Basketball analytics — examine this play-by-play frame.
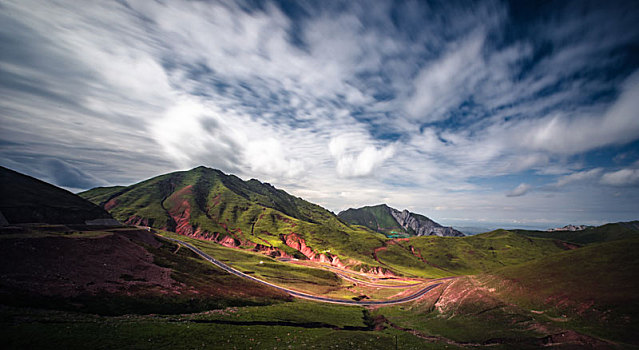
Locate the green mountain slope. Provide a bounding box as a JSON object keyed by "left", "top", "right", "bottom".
{"left": 374, "top": 229, "right": 568, "bottom": 278}
{"left": 81, "top": 167, "right": 574, "bottom": 278}
{"left": 0, "top": 166, "right": 114, "bottom": 224}
{"left": 80, "top": 166, "right": 387, "bottom": 271}
{"left": 338, "top": 204, "right": 405, "bottom": 235}
{"left": 512, "top": 221, "right": 639, "bottom": 245}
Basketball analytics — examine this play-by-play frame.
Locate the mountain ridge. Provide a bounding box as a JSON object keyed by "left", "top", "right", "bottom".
{"left": 80, "top": 166, "right": 390, "bottom": 274}
{"left": 338, "top": 203, "right": 464, "bottom": 237}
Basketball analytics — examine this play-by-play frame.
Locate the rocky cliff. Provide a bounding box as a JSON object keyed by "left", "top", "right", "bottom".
{"left": 389, "top": 208, "right": 464, "bottom": 237}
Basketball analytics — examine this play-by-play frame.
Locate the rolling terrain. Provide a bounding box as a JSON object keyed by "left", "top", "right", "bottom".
{"left": 1, "top": 166, "right": 638, "bottom": 349}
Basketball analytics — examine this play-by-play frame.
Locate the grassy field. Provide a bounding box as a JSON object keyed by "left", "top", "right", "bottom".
{"left": 0, "top": 302, "right": 458, "bottom": 350}
{"left": 370, "top": 236, "right": 639, "bottom": 348}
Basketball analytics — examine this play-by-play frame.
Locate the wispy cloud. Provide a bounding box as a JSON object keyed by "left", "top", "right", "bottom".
{"left": 601, "top": 168, "right": 639, "bottom": 186}
{"left": 554, "top": 168, "right": 603, "bottom": 187}
{"left": 506, "top": 183, "right": 531, "bottom": 197}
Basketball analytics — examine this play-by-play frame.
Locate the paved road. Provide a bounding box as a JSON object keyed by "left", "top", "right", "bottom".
{"left": 164, "top": 236, "right": 444, "bottom": 306}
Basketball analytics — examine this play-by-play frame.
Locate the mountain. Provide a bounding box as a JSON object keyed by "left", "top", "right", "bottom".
{"left": 0, "top": 166, "right": 116, "bottom": 225}
{"left": 546, "top": 224, "right": 591, "bottom": 232}
{"left": 338, "top": 204, "right": 464, "bottom": 237}
{"left": 80, "top": 166, "right": 388, "bottom": 272}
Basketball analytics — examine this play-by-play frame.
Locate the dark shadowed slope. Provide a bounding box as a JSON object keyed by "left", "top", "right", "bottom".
{"left": 0, "top": 166, "right": 114, "bottom": 224}
{"left": 0, "top": 227, "right": 289, "bottom": 315}
{"left": 338, "top": 204, "right": 463, "bottom": 237}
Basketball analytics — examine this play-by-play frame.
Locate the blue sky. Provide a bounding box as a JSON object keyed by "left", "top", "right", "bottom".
{"left": 1, "top": 0, "right": 638, "bottom": 230}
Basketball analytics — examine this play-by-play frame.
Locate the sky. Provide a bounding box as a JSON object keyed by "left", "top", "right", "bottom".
{"left": 1, "top": 0, "right": 639, "bottom": 230}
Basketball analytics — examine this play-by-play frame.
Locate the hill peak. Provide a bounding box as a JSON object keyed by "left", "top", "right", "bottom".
{"left": 338, "top": 204, "right": 463, "bottom": 237}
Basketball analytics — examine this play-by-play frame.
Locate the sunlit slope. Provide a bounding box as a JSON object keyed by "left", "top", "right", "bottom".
{"left": 338, "top": 204, "right": 408, "bottom": 235}
{"left": 80, "top": 166, "right": 387, "bottom": 269}
{"left": 375, "top": 230, "right": 567, "bottom": 278}
{"left": 512, "top": 221, "right": 639, "bottom": 245}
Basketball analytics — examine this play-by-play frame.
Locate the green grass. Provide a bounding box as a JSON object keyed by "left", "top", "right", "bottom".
{"left": 512, "top": 221, "right": 639, "bottom": 245}
{"left": 376, "top": 230, "right": 566, "bottom": 278}
{"left": 157, "top": 231, "right": 349, "bottom": 295}
{"left": 373, "top": 302, "right": 541, "bottom": 345}
{"left": 0, "top": 303, "right": 458, "bottom": 350}
{"left": 484, "top": 237, "right": 639, "bottom": 344}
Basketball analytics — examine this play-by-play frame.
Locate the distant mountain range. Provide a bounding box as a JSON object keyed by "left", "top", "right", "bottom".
{"left": 338, "top": 204, "right": 464, "bottom": 237}
{"left": 546, "top": 224, "right": 591, "bottom": 232}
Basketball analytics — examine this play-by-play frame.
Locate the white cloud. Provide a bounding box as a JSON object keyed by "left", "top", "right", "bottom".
{"left": 518, "top": 70, "right": 639, "bottom": 155}
{"left": 601, "top": 168, "right": 639, "bottom": 186}
{"left": 406, "top": 34, "right": 485, "bottom": 121}
{"left": 506, "top": 183, "right": 531, "bottom": 197}
{"left": 555, "top": 168, "right": 603, "bottom": 187}
{"left": 329, "top": 134, "right": 395, "bottom": 178}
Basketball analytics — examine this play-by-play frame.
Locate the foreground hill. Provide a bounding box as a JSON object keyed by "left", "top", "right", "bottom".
{"left": 374, "top": 236, "right": 639, "bottom": 348}
{"left": 338, "top": 204, "right": 463, "bottom": 237}
{"left": 0, "top": 226, "right": 288, "bottom": 315}
{"left": 0, "top": 166, "right": 115, "bottom": 225}
{"left": 80, "top": 166, "right": 388, "bottom": 272}
{"left": 0, "top": 168, "right": 288, "bottom": 315}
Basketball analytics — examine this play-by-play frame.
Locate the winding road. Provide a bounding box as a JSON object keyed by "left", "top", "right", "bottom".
{"left": 164, "top": 236, "right": 445, "bottom": 306}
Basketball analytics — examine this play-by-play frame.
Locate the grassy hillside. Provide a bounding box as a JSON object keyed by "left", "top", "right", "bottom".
{"left": 0, "top": 166, "right": 113, "bottom": 224}
{"left": 371, "top": 237, "right": 639, "bottom": 347}
{"left": 375, "top": 229, "right": 567, "bottom": 278}
{"left": 81, "top": 169, "right": 577, "bottom": 279}
{"left": 488, "top": 237, "right": 639, "bottom": 343}
{"left": 513, "top": 221, "right": 639, "bottom": 245}
{"left": 80, "top": 166, "right": 388, "bottom": 270}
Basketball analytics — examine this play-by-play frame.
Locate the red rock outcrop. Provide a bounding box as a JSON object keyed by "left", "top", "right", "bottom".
{"left": 282, "top": 233, "right": 345, "bottom": 268}
{"left": 104, "top": 198, "right": 119, "bottom": 211}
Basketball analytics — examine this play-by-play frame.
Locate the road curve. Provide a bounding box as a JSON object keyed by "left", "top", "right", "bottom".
{"left": 163, "top": 236, "right": 443, "bottom": 306}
